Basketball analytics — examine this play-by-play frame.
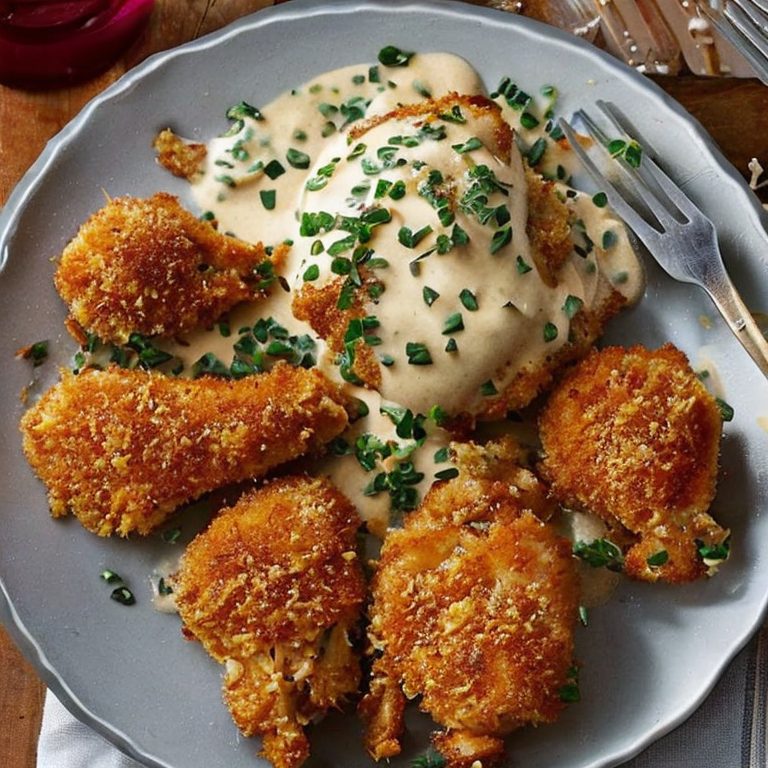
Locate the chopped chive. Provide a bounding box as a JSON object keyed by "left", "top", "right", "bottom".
{"left": 423, "top": 286, "right": 440, "bottom": 306}
{"left": 490, "top": 226, "right": 512, "bottom": 254}
{"left": 716, "top": 397, "right": 734, "bottom": 422}
{"left": 480, "top": 379, "right": 498, "bottom": 396}
{"left": 110, "top": 586, "right": 136, "bottom": 606}
{"left": 100, "top": 569, "right": 122, "bottom": 584}
{"left": 543, "top": 322, "right": 559, "bottom": 342}
{"left": 406, "top": 342, "right": 433, "bottom": 365}
{"left": 562, "top": 295, "right": 584, "bottom": 319}
{"left": 378, "top": 45, "right": 415, "bottom": 67}
{"left": 646, "top": 550, "right": 669, "bottom": 567}
{"left": 451, "top": 137, "right": 484, "bottom": 154}
{"left": 259, "top": 189, "right": 276, "bottom": 210}
{"left": 442, "top": 312, "right": 464, "bottom": 334}
{"left": 602, "top": 230, "right": 618, "bottom": 250}
{"left": 303, "top": 264, "right": 320, "bottom": 281}
{"left": 264, "top": 159, "right": 286, "bottom": 179}
{"left": 459, "top": 288, "right": 478, "bottom": 311}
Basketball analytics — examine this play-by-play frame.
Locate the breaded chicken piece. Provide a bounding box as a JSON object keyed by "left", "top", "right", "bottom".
{"left": 20, "top": 363, "right": 350, "bottom": 536}
{"left": 360, "top": 438, "right": 579, "bottom": 767}
{"left": 54, "top": 192, "right": 288, "bottom": 345}
{"left": 153, "top": 128, "right": 207, "bottom": 180}
{"left": 172, "top": 475, "right": 366, "bottom": 768}
{"left": 538, "top": 343, "right": 728, "bottom": 583}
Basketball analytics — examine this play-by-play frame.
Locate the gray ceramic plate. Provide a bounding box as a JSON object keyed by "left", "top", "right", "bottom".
{"left": 2, "top": 1, "right": 768, "bottom": 767}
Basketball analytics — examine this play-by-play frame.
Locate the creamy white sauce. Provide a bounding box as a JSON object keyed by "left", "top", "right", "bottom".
{"left": 170, "top": 51, "right": 643, "bottom": 533}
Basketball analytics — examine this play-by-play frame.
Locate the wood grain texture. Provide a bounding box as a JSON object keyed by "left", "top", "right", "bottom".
{"left": 1, "top": 3, "right": 767, "bottom": 768}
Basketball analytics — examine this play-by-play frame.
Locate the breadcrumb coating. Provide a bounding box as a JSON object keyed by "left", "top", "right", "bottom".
{"left": 54, "top": 192, "right": 287, "bottom": 344}
{"left": 360, "top": 438, "right": 579, "bottom": 767}
{"left": 153, "top": 128, "right": 207, "bottom": 180}
{"left": 538, "top": 343, "right": 728, "bottom": 583}
{"left": 172, "top": 475, "right": 366, "bottom": 768}
{"left": 20, "top": 363, "right": 350, "bottom": 536}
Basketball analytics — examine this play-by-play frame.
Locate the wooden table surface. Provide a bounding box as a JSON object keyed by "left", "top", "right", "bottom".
{"left": 3, "top": 3, "right": 768, "bottom": 767}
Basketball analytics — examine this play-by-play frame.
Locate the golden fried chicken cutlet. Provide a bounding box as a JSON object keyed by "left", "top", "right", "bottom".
{"left": 292, "top": 92, "right": 638, "bottom": 420}
{"left": 20, "top": 363, "right": 350, "bottom": 537}
{"left": 360, "top": 438, "right": 579, "bottom": 767}
{"left": 172, "top": 475, "right": 366, "bottom": 768}
{"left": 54, "top": 192, "right": 287, "bottom": 345}
{"left": 538, "top": 343, "right": 729, "bottom": 583}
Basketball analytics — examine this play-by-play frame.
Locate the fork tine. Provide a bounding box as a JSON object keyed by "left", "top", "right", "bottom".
{"left": 702, "top": 1, "right": 768, "bottom": 86}
{"left": 596, "top": 100, "right": 702, "bottom": 222}
{"left": 561, "top": 102, "right": 768, "bottom": 381}
{"left": 565, "top": 107, "right": 681, "bottom": 236}
{"left": 557, "top": 115, "right": 656, "bottom": 240}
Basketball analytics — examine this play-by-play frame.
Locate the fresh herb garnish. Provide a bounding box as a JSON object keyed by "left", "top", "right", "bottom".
{"left": 378, "top": 45, "right": 415, "bottom": 67}
{"left": 573, "top": 539, "right": 624, "bottom": 571}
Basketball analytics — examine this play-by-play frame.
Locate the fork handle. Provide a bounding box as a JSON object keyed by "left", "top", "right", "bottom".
{"left": 706, "top": 271, "right": 768, "bottom": 380}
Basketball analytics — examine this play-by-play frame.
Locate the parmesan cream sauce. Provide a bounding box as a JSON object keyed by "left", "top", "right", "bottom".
{"left": 174, "top": 52, "right": 644, "bottom": 535}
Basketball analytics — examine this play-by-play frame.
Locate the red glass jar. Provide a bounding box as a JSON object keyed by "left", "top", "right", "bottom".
{"left": 0, "top": 0, "right": 156, "bottom": 89}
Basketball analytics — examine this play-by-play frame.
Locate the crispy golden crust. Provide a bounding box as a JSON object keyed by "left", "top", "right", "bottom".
{"left": 173, "top": 475, "right": 366, "bottom": 768}
{"left": 291, "top": 278, "right": 382, "bottom": 391}
{"left": 480, "top": 289, "right": 629, "bottom": 422}
{"left": 538, "top": 343, "right": 728, "bottom": 583}
{"left": 360, "top": 438, "right": 578, "bottom": 767}
{"left": 524, "top": 165, "right": 573, "bottom": 287}
{"left": 348, "top": 92, "right": 513, "bottom": 163}
{"left": 54, "top": 192, "right": 287, "bottom": 344}
{"left": 153, "top": 128, "right": 207, "bottom": 180}
{"left": 19, "top": 363, "right": 350, "bottom": 537}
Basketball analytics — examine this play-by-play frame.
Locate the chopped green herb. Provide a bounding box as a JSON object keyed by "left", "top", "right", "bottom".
{"left": 646, "top": 550, "right": 669, "bottom": 567}
{"left": 259, "top": 189, "right": 276, "bottom": 210}
{"left": 434, "top": 446, "right": 450, "bottom": 463}
{"left": 559, "top": 665, "right": 580, "bottom": 703}
{"left": 18, "top": 340, "right": 49, "bottom": 367}
{"left": 574, "top": 539, "right": 624, "bottom": 571}
{"left": 398, "top": 224, "right": 433, "bottom": 249}
{"left": 698, "top": 537, "right": 731, "bottom": 563}
{"left": 526, "top": 137, "right": 548, "bottom": 166}
{"left": 111, "top": 586, "right": 136, "bottom": 606}
{"left": 451, "top": 137, "right": 484, "bottom": 154}
{"left": 100, "top": 569, "right": 122, "bottom": 584}
{"left": 602, "top": 229, "right": 618, "bottom": 250}
{"left": 378, "top": 45, "right": 415, "bottom": 67}
{"left": 716, "top": 397, "right": 734, "bottom": 422}
{"left": 543, "top": 322, "right": 558, "bottom": 342}
{"left": 406, "top": 342, "right": 433, "bottom": 365}
{"left": 191, "top": 352, "right": 231, "bottom": 378}
{"left": 423, "top": 286, "right": 440, "bottom": 306}
{"left": 459, "top": 288, "right": 478, "bottom": 311}
{"left": 480, "top": 379, "right": 498, "bottom": 396}
{"left": 490, "top": 226, "right": 512, "bottom": 254}
{"left": 442, "top": 312, "right": 464, "bottom": 335}
{"left": 260, "top": 160, "right": 284, "bottom": 180}
{"left": 562, "top": 295, "right": 584, "bottom": 319}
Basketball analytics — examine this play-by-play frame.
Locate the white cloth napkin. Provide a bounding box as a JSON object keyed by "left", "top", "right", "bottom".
{"left": 37, "top": 624, "right": 763, "bottom": 768}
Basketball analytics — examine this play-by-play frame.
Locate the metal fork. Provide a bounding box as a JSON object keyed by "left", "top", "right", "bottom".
{"left": 701, "top": 0, "right": 768, "bottom": 86}
{"left": 559, "top": 101, "right": 768, "bottom": 379}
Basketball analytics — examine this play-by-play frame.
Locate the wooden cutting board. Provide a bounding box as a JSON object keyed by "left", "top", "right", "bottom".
{"left": 2, "top": 3, "right": 768, "bottom": 768}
